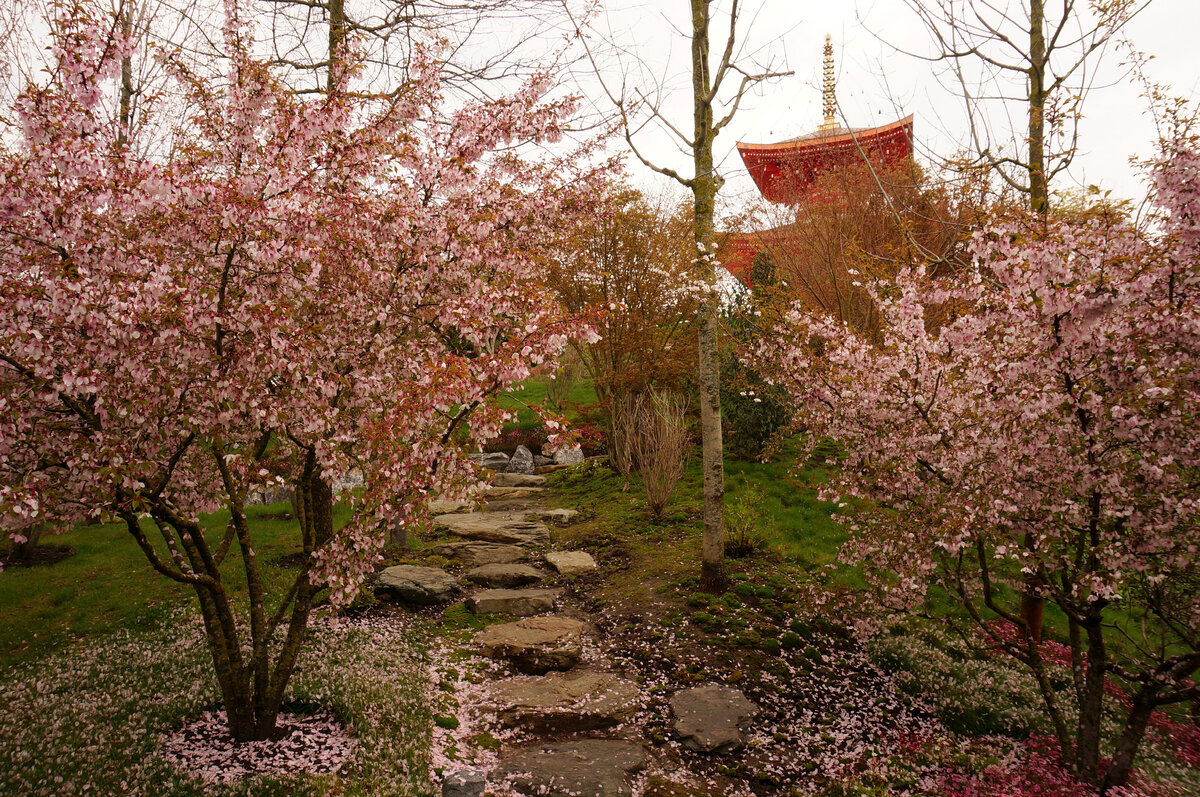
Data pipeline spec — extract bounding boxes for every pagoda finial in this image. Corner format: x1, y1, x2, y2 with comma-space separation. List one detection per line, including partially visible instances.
820, 34, 838, 131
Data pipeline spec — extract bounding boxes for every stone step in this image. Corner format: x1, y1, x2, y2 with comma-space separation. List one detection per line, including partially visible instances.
488, 670, 640, 731
463, 563, 544, 588
491, 473, 548, 488
669, 685, 758, 754
375, 565, 459, 605
496, 739, 646, 797
466, 587, 561, 617
433, 512, 550, 546
544, 550, 597, 575
431, 541, 526, 568
475, 615, 586, 674
483, 486, 545, 501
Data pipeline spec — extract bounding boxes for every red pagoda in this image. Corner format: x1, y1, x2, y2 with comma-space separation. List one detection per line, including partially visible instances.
723, 37, 914, 281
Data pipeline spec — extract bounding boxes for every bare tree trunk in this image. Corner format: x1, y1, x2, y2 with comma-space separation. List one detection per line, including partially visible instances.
692, 0, 726, 592
6, 523, 44, 563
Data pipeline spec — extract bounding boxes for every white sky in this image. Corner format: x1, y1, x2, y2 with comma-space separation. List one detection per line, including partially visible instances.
572, 0, 1200, 211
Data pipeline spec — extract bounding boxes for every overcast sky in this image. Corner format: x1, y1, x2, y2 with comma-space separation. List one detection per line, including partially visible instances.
571, 0, 1200, 211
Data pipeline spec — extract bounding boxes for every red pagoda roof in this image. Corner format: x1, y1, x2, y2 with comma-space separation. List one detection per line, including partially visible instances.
737, 115, 914, 204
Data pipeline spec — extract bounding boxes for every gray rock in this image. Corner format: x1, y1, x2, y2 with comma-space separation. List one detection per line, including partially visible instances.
469, 452, 511, 470
551, 445, 585, 466
489, 670, 641, 731
467, 588, 561, 616
475, 615, 586, 674
246, 484, 293, 507
505, 445, 536, 474
376, 565, 459, 605
464, 563, 544, 588
534, 454, 554, 467
544, 550, 597, 575
442, 768, 486, 797
434, 512, 550, 546
492, 473, 547, 488
531, 508, 579, 524
497, 740, 646, 797
669, 685, 758, 754
431, 541, 526, 568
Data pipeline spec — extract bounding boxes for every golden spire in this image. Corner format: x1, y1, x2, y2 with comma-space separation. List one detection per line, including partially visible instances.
820, 34, 839, 131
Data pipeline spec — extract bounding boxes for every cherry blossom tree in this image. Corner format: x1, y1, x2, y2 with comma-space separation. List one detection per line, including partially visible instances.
754, 147, 1200, 790
0, 3, 603, 742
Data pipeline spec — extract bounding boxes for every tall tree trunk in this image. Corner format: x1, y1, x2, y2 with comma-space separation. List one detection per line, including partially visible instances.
691, 0, 726, 592
327, 0, 346, 93
1018, 0, 1049, 635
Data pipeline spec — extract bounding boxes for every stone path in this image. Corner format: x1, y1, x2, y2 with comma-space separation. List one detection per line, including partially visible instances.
373, 452, 758, 796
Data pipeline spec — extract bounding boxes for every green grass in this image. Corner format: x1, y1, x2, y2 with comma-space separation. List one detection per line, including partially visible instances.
0, 500, 352, 668
497, 376, 598, 429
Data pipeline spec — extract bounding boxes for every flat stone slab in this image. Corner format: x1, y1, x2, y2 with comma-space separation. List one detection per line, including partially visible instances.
497, 740, 646, 797
428, 498, 470, 514
433, 512, 550, 546
492, 473, 547, 488
475, 616, 586, 674
483, 486, 546, 501
670, 685, 758, 754
376, 565, 459, 605
431, 541, 525, 568
544, 550, 597, 575
466, 588, 561, 616
531, 508, 579, 524
464, 563, 544, 588
469, 452, 510, 470
489, 670, 641, 731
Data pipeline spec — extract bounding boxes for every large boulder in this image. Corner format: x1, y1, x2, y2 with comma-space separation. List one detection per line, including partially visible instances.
489, 670, 641, 731
469, 452, 511, 470
433, 512, 550, 546
431, 541, 525, 568
464, 563, 544, 588
376, 565, 459, 605
497, 740, 646, 797
669, 685, 758, 754
544, 551, 597, 575
551, 445, 585, 466
466, 588, 561, 617
475, 615, 586, 674
492, 473, 547, 488
505, 445, 536, 474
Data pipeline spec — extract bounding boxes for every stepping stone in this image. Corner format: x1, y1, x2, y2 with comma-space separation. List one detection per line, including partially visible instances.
464, 563, 544, 588
669, 685, 758, 754
433, 512, 550, 546
492, 473, 547, 488
466, 588, 561, 616
431, 541, 525, 568
483, 486, 545, 500
489, 670, 641, 731
376, 565, 459, 605
475, 615, 586, 674
428, 498, 470, 514
442, 768, 486, 797
544, 550, 597, 575
531, 508, 578, 524
497, 739, 646, 797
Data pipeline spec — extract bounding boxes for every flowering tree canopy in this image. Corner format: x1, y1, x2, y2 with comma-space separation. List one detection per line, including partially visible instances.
0, 4, 604, 741
755, 149, 1200, 790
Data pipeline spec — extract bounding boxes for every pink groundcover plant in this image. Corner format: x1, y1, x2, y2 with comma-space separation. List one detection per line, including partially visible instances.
755, 146, 1200, 791
0, 1, 605, 742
